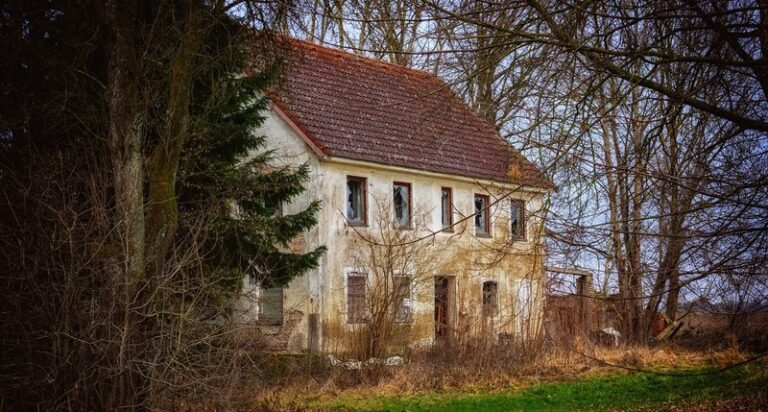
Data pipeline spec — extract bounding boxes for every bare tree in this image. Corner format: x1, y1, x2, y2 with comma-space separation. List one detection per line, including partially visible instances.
345, 197, 443, 358
289, 0, 768, 342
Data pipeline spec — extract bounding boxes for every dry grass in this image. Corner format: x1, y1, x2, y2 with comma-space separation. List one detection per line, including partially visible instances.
587, 345, 749, 371
215, 342, 757, 411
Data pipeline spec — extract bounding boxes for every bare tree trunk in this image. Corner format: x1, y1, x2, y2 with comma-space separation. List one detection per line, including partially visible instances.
598, 82, 634, 337
334, 0, 346, 47
146, 2, 203, 277
105, 0, 146, 406
627, 98, 647, 340
356, 0, 371, 49
308, 0, 320, 41
665, 269, 681, 320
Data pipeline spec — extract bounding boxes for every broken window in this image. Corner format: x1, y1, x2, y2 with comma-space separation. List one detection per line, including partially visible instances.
347, 274, 368, 323
441, 187, 453, 231
482, 281, 498, 317
393, 182, 411, 228
510, 200, 525, 240
260, 287, 284, 325
393, 275, 413, 322
346, 176, 366, 226
475, 194, 491, 236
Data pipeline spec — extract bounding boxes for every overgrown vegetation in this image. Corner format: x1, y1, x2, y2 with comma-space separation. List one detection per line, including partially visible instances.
213, 344, 765, 410
286, 0, 768, 343
2, 0, 768, 410
0, 1, 321, 409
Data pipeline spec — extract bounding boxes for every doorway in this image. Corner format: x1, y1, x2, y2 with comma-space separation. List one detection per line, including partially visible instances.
434, 276, 456, 342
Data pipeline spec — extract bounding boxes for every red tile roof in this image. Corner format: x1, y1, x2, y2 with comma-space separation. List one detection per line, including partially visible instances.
270, 38, 554, 189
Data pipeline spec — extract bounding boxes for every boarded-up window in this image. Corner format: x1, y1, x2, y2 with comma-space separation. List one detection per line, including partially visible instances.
260, 287, 283, 325
482, 281, 498, 317
393, 276, 413, 322
347, 274, 368, 323
510, 200, 525, 240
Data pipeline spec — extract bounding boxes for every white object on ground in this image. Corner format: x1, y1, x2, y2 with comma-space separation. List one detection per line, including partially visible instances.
326, 354, 405, 369
601, 327, 622, 347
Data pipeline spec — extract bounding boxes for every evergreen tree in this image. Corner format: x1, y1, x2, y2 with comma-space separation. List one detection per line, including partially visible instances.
0, 2, 322, 408
178, 23, 325, 304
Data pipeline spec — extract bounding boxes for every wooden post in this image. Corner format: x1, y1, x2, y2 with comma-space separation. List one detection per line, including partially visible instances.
308, 313, 319, 355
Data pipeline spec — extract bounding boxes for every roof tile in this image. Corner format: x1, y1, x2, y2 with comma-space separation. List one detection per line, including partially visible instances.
270, 38, 554, 189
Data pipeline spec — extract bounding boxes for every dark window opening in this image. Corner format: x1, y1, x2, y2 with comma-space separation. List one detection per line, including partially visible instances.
475, 194, 491, 236
260, 287, 284, 325
510, 200, 526, 240
263, 198, 283, 217
482, 281, 498, 317
346, 176, 367, 226
441, 187, 453, 231
434, 276, 454, 341
347, 274, 368, 323
393, 182, 412, 228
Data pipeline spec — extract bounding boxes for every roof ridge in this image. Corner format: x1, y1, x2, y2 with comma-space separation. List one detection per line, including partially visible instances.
280, 36, 433, 79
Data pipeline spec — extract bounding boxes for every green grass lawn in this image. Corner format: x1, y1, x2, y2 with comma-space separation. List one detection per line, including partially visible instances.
315, 363, 767, 411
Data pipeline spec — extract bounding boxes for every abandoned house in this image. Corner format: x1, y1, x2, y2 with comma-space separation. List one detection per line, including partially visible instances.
239, 38, 555, 353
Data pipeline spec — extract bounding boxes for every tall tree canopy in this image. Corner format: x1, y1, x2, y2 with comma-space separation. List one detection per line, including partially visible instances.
0, 1, 323, 409
287, 0, 768, 340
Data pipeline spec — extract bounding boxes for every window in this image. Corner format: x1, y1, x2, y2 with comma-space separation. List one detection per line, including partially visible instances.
441, 187, 453, 231
510, 200, 526, 240
259, 287, 283, 325
263, 198, 283, 217
475, 194, 491, 236
347, 274, 368, 323
482, 281, 498, 317
393, 276, 413, 322
346, 176, 367, 226
393, 182, 412, 228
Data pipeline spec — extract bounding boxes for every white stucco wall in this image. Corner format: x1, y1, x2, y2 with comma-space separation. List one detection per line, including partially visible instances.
247, 105, 549, 352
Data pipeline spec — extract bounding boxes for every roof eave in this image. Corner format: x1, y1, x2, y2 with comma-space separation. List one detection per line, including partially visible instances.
324, 155, 554, 194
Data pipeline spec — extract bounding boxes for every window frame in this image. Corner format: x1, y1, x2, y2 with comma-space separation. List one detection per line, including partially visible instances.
346, 273, 368, 324
259, 286, 284, 326
393, 181, 413, 229
263, 198, 283, 218
441, 187, 453, 232
510, 199, 526, 241
474, 194, 491, 237
392, 274, 414, 323
346, 176, 367, 227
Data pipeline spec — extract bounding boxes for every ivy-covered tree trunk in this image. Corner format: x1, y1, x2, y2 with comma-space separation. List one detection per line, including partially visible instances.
146, 2, 204, 277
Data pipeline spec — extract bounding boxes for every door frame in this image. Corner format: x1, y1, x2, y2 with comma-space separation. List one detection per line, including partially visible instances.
434, 275, 456, 343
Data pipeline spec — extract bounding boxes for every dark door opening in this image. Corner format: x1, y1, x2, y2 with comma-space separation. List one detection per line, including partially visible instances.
434, 276, 455, 342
